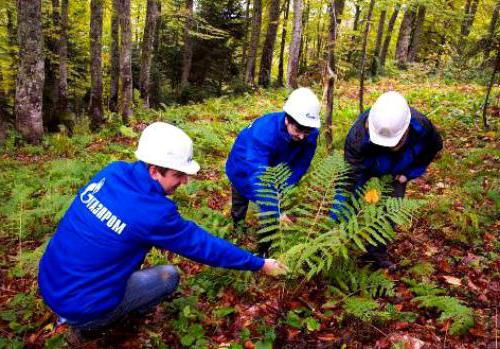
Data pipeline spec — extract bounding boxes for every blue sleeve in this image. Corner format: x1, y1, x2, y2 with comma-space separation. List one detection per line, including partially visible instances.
287, 134, 318, 186
146, 210, 265, 271
403, 116, 443, 180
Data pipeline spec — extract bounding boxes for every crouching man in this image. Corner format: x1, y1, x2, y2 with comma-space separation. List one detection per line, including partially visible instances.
225, 88, 321, 255
38, 122, 287, 333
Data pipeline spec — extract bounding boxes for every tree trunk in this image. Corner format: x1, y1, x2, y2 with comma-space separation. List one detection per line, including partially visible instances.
241, 0, 251, 72
287, 0, 303, 88
140, 0, 159, 106
180, 0, 193, 90
482, 50, 500, 130
15, 0, 44, 144
150, 2, 162, 108
245, 0, 262, 85
395, 7, 415, 68
358, 0, 375, 113
334, 0, 345, 26
408, 5, 425, 62
347, 1, 361, 64
57, 0, 69, 118
485, 0, 500, 59
109, 0, 120, 112
258, 0, 281, 87
0, 68, 9, 144
315, 0, 323, 63
379, 5, 400, 69
323, 0, 338, 147
461, 0, 479, 37
278, 0, 291, 87
370, 9, 386, 76
89, 0, 104, 130
119, 0, 133, 124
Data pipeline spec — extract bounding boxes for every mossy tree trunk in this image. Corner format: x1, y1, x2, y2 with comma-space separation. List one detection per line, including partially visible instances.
15, 0, 44, 144
245, 0, 262, 85
140, 0, 159, 107
89, 0, 104, 130
258, 0, 281, 87
109, 0, 120, 112
119, 0, 133, 124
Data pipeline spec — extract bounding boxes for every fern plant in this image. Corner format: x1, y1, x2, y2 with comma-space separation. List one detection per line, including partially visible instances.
404, 279, 475, 335
255, 153, 424, 279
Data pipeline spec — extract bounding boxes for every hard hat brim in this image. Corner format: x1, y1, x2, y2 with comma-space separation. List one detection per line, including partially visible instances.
368, 121, 406, 147
282, 109, 321, 128
168, 160, 200, 175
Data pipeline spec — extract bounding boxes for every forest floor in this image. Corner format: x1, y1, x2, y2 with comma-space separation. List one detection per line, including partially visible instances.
0, 76, 499, 348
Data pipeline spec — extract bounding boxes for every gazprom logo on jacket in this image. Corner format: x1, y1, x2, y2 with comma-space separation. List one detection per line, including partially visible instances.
80, 178, 127, 235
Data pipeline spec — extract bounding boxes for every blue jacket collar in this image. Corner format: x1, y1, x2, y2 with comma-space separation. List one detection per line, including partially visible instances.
132, 161, 166, 195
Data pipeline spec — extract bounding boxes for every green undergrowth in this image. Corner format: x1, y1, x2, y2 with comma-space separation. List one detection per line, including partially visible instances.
0, 76, 497, 347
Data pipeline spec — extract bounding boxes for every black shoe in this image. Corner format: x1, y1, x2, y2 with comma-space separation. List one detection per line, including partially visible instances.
359, 253, 396, 272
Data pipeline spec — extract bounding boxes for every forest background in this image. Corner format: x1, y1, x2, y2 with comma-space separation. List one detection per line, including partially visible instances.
0, 0, 499, 348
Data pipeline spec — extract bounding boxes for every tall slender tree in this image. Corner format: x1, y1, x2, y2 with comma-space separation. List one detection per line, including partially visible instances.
140, 0, 159, 106
359, 0, 376, 113
245, 0, 262, 85
461, 0, 479, 38
408, 5, 425, 62
180, 0, 193, 90
119, 0, 133, 124
241, 0, 251, 72
278, 0, 291, 86
109, 0, 120, 112
258, 0, 281, 87
370, 8, 386, 75
482, 50, 500, 129
379, 4, 400, 70
287, 0, 303, 88
323, 0, 338, 147
89, 0, 104, 130
395, 6, 415, 67
57, 0, 69, 119
15, 0, 44, 144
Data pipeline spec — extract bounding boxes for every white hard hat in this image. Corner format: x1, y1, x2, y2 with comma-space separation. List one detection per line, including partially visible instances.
283, 87, 321, 128
135, 122, 200, 175
368, 91, 411, 147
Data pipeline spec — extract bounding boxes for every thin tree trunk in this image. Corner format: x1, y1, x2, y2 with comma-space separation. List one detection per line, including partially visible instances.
57, 0, 69, 118
150, 2, 162, 108
379, 5, 400, 69
315, 0, 323, 63
119, 0, 133, 124
347, 1, 361, 63
287, 0, 303, 88
258, 0, 281, 87
323, 0, 337, 147
485, 0, 500, 59
140, 0, 159, 106
15, 0, 44, 144
180, 0, 193, 90
89, 0, 104, 130
245, 0, 262, 85
334, 0, 345, 26
395, 7, 415, 68
408, 5, 425, 62
241, 0, 251, 72
370, 9, 386, 76
482, 50, 500, 130
109, 0, 120, 112
278, 0, 291, 86
461, 0, 479, 37
359, 0, 375, 113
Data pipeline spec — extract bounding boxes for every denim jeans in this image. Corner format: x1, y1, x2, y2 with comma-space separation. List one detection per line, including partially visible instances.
67, 265, 180, 331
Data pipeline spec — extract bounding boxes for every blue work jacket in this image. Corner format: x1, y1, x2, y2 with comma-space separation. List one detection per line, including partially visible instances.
225, 112, 319, 203
343, 107, 443, 190
38, 161, 264, 324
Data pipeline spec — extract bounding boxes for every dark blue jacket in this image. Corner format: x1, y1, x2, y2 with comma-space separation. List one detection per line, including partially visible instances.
343, 107, 442, 190
226, 112, 319, 202
38, 161, 264, 324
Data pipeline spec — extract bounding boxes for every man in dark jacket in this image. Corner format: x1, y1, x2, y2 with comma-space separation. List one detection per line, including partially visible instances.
226, 88, 321, 254
38, 122, 286, 333
337, 91, 443, 268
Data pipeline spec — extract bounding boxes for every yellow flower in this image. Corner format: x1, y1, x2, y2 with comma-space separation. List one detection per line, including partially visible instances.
364, 189, 380, 204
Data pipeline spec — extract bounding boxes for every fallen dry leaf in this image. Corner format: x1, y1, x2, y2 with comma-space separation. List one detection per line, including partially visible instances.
442, 275, 462, 286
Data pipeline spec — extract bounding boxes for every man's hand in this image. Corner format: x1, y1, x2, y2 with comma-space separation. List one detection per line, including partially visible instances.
395, 174, 408, 184
260, 259, 288, 276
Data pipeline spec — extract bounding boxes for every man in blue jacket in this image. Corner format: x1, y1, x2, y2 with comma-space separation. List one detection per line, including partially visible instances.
38, 122, 287, 334
226, 88, 321, 255
338, 91, 442, 268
